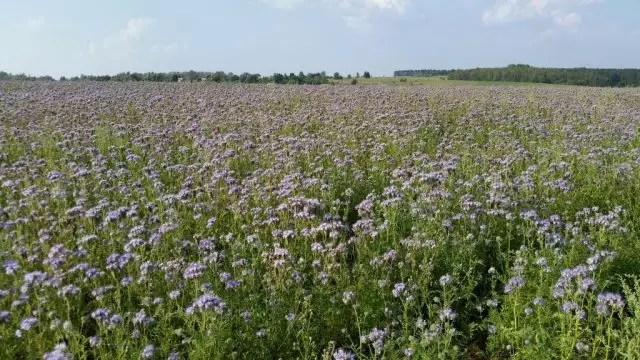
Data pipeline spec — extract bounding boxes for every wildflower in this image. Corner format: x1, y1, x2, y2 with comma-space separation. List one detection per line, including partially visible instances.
285, 312, 295, 321
3, 260, 20, 275
392, 283, 406, 298
240, 310, 252, 323
532, 297, 545, 306
363, 328, 388, 354
576, 342, 589, 352
43, 343, 72, 360
333, 348, 355, 360
141, 344, 155, 359
504, 276, 525, 293
183, 262, 206, 280
186, 294, 226, 315
0, 311, 10, 323
596, 292, 625, 315
89, 336, 101, 347
439, 308, 458, 322
439, 274, 452, 286
342, 290, 355, 305
20, 317, 39, 330
524, 307, 533, 316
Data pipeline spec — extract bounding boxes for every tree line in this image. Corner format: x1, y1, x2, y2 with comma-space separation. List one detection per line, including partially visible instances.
0, 70, 372, 85
446, 64, 640, 87
393, 69, 453, 77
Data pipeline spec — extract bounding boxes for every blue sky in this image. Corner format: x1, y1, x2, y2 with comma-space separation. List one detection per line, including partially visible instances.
1, 0, 639, 77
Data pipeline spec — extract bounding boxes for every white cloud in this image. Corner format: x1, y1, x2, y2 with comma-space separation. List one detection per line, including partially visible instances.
151, 42, 180, 53
483, 0, 600, 27
553, 11, 581, 27
259, 0, 409, 31
342, 15, 373, 32
88, 42, 96, 56
26, 16, 46, 30
261, 0, 408, 12
365, 0, 408, 13
259, 0, 303, 9
103, 17, 157, 49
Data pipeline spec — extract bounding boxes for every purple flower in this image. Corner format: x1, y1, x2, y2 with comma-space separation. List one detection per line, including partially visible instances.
183, 262, 206, 280
20, 317, 39, 330
333, 348, 355, 360
186, 294, 226, 315
0, 311, 11, 323
504, 276, 525, 293
3, 260, 20, 275
43, 343, 72, 360
561, 301, 579, 313
404, 348, 414, 357
392, 283, 406, 298
342, 290, 355, 304
225, 279, 243, 289
439, 274, 452, 286
383, 250, 397, 261
47, 171, 63, 181
141, 344, 155, 359
439, 308, 458, 322
596, 292, 625, 315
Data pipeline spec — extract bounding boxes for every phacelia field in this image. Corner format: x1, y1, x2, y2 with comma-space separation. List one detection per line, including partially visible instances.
2, 82, 640, 359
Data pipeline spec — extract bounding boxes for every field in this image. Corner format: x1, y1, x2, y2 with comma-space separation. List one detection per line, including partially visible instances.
2, 81, 640, 359
332, 76, 560, 87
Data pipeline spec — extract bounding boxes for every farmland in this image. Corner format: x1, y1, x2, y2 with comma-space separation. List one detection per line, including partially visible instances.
2, 81, 640, 359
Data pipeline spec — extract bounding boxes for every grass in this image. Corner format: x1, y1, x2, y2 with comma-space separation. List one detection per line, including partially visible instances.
333, 76, 568, 87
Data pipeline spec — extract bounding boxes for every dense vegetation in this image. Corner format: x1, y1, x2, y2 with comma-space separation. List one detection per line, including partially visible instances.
447, 64, 640, 87
3, 82, 640, 359
393, 69, 453, 77
0, 70, 373, 85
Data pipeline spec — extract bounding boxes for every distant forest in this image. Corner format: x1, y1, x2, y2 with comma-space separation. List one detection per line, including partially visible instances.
395, 65, 640, 87
4, 65, 640, 87
0, 70, 372, 85
393, 69, 453, 77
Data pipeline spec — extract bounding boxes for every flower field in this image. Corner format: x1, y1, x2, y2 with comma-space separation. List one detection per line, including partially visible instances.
2, 81, 640, 359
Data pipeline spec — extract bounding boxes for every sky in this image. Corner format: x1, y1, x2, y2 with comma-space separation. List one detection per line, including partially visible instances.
1, 0, 639, 78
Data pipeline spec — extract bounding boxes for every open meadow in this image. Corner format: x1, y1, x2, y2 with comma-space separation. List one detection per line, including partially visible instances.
3, 81, 640, 359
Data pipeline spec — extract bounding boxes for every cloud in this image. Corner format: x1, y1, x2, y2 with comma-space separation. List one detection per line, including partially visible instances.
26, 16, 46, 30
259, 0, 303, 9
88, 42, 96, 56
103, 17, 157, 49
258, 0, 408, 32
482, 0, 600, 27
342, 15, 373, 32
151, 42, 182, 53
365, 0, 408, 13
261, 0, 409, 12
553, 11, 581, 27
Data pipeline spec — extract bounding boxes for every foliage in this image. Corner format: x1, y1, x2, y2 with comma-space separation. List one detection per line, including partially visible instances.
1, 82, 640, 359
448, 64, 640, 87
393, 69, 454, 77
